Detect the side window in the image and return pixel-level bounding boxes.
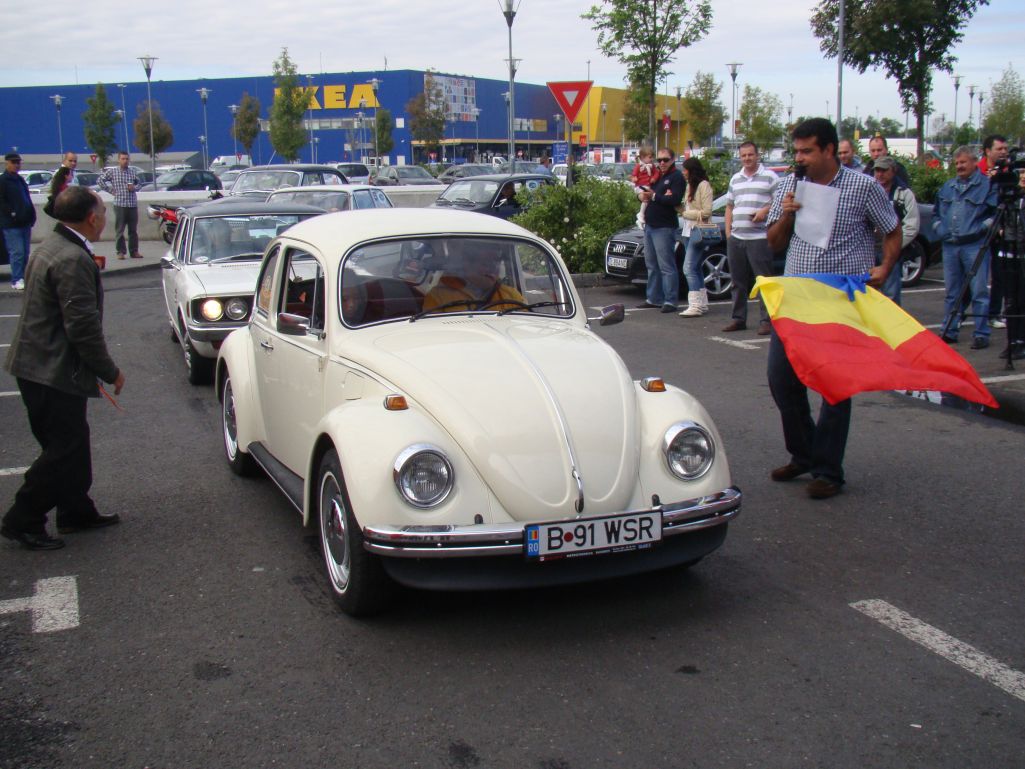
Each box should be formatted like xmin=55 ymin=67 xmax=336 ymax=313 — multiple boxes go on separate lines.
xmin=371 ymin=189 xmax=390 ymax=207
xmin=352 ymin=190 xmax=373 ymax=209
xmin=302 ymin=172 xmax=325 ymax=186
xmin=255 ymin=247 xmax=281 ymax=317
xmin=278 ymin=248 xmax=326 ymax=333
xmin=174 ymin=215 xmax=189 ymax=260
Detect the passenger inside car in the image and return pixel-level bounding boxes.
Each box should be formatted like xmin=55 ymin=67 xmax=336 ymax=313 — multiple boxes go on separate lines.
xmin=422 ymin=239 xmax=525 ymax=312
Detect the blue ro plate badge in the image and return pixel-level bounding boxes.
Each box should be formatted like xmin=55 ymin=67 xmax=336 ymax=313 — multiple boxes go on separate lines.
xmin=525 ymin=511 xmax=662 ymax=561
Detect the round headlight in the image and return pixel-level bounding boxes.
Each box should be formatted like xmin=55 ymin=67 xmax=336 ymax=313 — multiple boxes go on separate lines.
xmin=663 ymin=422 xmax=715 ymax=480
xmin=200 ymin=299 xmax=223 ymax=321
xmin=394 ymin=445 xmax=454 ymax=508
xmin=225 ymin=297 xmax=249 ymax=321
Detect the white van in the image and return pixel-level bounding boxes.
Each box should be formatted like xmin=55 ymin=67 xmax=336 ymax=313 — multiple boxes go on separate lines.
xmin=210 ymin=154 xmax=251 ymax=168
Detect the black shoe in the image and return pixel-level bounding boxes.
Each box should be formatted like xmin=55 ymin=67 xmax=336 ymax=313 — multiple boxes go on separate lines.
xmin=56 ymin=512 xmax=120 ymax=534
xmin=940 ymin=334 xmax=958 ymax=344
xmin=1 ymin=525 xmax=65 ymax=551
xmin=660 ymin=304 xmax=678 ymax=313
xmin=635 ymin=301 xmax=660 ymax=309
xmin=999 ymin=343 xmax=1025 ymax=360
xmin=970 ymin=336 xmax=990 ymax=350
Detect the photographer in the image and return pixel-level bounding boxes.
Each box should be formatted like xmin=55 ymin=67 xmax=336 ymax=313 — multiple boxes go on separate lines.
xmin=999 ymin=168 xmax=1025 ymax=360
xmin=979 ymin=135 xmax=1010 ymax=327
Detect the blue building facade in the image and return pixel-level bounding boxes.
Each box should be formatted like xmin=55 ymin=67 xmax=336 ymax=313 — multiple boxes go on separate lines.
xmin=0 ymin=69 xmax=563 ymax=167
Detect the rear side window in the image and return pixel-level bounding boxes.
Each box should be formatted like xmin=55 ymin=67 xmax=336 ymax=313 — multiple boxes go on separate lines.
xmin=255 ymin=248 xmax=281 ymax=316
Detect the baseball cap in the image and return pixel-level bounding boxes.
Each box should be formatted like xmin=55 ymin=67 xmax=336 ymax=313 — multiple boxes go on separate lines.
xmin=4 ymin=152 xmax=22 ymax=162
xmin=873 ymin=156 xmax=896 ymax=170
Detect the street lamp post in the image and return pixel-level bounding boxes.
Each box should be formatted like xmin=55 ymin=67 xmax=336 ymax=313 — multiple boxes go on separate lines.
xmin=369 ymin=78 xmax=381 ymax=165
xmin=358 ymin=97 xmax=367 ymax=163
xmin=663 ymin=108 xmax=671 ymax=150
xmin=953 ymin=75 xmax=962 ymax=133
xmin=199 ymin=135 xmax=206 ymax=169
xmin=977 ymin=91 xmax=984 ymax=142
xmin=138 ymin=55 xmax=158 ymax=185
xmin=726 ymin=62 xmax=742 ymax=146
xmin=312 ymin=136 xmax=319 ymax=164
xmin=967 ymin=84 xmax=977 ymax=133
xmin=472 ymin=107 xmax=481 ymax=159
xmin=619 ymin=116 xmax=625 ymax=161
xmin=356 ymin=109 xmax=365 ymax=163
xmin=675 ymin=86 xmax=682 ymax=154
xmin=502 ymin=0 xmax=518 ymax=164
xmin=504 ymin=91 xmax=511 ymax=160
xmin=196 ymin=87 xmax=211 ymax=168
xmin=114 ymin=109 xmax=125 ymax=155
xmin=306 ymin=75 xmax=315 ymax=163
xmin=228 ymin=104 xmax=239 ymax=159
xmin=601 ymin=102 xmax=607 ymax=160
xmin=117 ymin=83 xmax=129 ymax=151
xmin=50 ymin=95 xmax=65 ymax=157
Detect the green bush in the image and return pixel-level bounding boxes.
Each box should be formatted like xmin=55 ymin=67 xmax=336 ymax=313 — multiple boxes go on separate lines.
xmin=905 ymin=162 xmax=950 ymax=205
xmin=512 ymin=177 xmax=640 ymax=273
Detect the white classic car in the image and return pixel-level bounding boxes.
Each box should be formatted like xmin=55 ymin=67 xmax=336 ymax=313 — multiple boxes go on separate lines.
xmin=216 ymin=209 xmax=741 ymax=615
xmin=160 ymin=200 xmax=325 ymax=384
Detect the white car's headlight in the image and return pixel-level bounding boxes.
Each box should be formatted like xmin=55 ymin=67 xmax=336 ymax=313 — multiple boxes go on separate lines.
xmin=663 ymin=422 xmax=715 ymax=480
xmin=225 ymin=297 xmax=249 ymax=321
xmin=200 ymin=298 xmax=223 ymax=321
xmin=394 ymin=445 xmax=454 ymax=508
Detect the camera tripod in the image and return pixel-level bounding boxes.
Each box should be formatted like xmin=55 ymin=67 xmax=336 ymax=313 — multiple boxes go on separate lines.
xmin=941 ymin=197 xmax=1024 ymax=371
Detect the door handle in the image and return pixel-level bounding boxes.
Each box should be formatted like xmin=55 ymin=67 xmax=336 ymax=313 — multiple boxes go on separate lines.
xmin=260 ymin=340 xmax=274 ymax=351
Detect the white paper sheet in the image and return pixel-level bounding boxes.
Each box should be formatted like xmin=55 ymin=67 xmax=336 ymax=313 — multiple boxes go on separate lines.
xmin=793 ymin=181 xmax=840 ymax=250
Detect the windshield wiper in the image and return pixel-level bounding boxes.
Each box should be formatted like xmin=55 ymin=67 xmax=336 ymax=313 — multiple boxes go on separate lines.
xmin=448 ymin=197 xmax=477 ymax=206
xmin=494 ymin=300 xmax=568 ymax=315
xmin=410 ymin=298 xmax=483 ymax=321
xmin=209 ymin=252 xmax=264 ymax=262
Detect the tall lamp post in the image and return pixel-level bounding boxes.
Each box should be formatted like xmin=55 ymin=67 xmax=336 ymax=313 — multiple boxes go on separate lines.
xmin=228 ymin=104 xmax=239 ymax=159
xmin=502 ymin=0 xmax=519 ymax=163
xmin=199 ymin=136 xmax=206 ymax=169
xmin=967 ymin=84 xmax=977 ymax=134
xmin=50 ymin=95 xmax=65 ymax=156
xmin=504 ymin=92 xmax=511 ymax=160
xmin=952 ymin=75 xmax=962 ymax=133
xmin=356 ymin=109 xmax=365 ymax=162
xmin=368 ymin=77 xmax=381 ymax=164
xmin=977 ymin=91 xmax=984 ymax=143
xmin=726 ymin=62 xmax=742 ymax=146
xmin=138 ymin=55 xmax=158 ymax=185
xmin=117 ymin=83 xmax=129 ymax=151
xmin=472 ymin=107 xmax=481 ymax=159
xmin=600 ymin=102 xmax=607 ymax=160
xmin=619 ymin=116 xmax=625 ymax=161
xmin=196 ymin=87 xmax=211 ymax=168
xmin=663 ymin=108 xmax=671 ymax=150
xmin=114 ymin=109 xmax=125 ymax=155
xmin=675 ymin=86 xmax=682 ymax=153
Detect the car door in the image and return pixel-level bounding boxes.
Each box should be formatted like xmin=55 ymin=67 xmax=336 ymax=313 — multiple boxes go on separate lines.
xmin=161 ymin=214 xmax=192 ymax=331
xmin=253 ymin=245 xmax=329 ymax=475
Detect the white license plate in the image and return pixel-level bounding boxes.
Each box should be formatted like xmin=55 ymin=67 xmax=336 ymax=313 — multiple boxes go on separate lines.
xmin=607 ymin=256 xmax=629 ymax=269
xmin=525 ymin=511 xmax=662 ymax=561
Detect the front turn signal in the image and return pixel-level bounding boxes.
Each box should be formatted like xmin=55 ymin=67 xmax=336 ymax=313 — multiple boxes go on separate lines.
xmin=640 ymin=377 xmax=666 ymax=392
xmin=384 ymin=394 xmax=409 ymax=411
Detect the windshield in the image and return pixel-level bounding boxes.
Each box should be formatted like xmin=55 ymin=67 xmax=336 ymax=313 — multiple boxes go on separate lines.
xmin=271 ymin=190 xmax=350 ymax=211
xmin=187 ymin=214 xmax=316 ymax=264
xmin=340 ymin=236 xmax=574 ymax=326
xmin=438 ymin=179 xmax=500 ymax=205
xmin=156 ymin=171 xmax=187 ymax=185
xmin=397 ymin=167 xmax=433 ymax=179
xmin=234 ymin=170 xmax=302 ymax=192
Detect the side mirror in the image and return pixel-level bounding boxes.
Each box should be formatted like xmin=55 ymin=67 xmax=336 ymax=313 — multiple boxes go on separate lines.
xmin=596 ymin=303 xmax=625 ymax=327
xmin=159 ymin=255 xmax=176 ymax=270
xmin=277 ymin=311 xmax=310 ymax=335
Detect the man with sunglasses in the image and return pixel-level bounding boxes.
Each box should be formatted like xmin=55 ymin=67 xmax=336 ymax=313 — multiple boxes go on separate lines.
xmin=637 ymin=150 xmax=685 ymax=312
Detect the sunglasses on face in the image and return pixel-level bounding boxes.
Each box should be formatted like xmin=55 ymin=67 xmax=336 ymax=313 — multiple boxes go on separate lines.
xmin=657 ymin=157 xmax=672 ymax=163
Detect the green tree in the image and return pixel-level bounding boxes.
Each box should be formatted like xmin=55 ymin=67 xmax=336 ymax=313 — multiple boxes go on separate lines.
xmin=982 ymin=65 xmax=1025 ymax=145
xmin=407 ymin=70 xmax=446 ymax=161
xmin=878 ymin=116 xmax=904 ymax=136
xmin=839 ymin=116 xmax=863 ymax=138
xmin=133 ymin=100 xmax=174 ymax=158
xmin=82 ymin=83 xmax=118 ymax=167
xmin=375 ymin=107 xmax=394 ymax=158
xmin=233 ymin=92 xmax=261 ymax=158
xmin=622 ymin=73 xmax=651 ymax=143
xmin=584 ymin=0 xmax=713 ymax=141
xmin=682 ymin=71 xmax=726 ymax=147
xmin=738 ymin=85 xmax=784 ymax=150
xmin=269 ymin=47 xmax=308 ymax=162
xmin=811 ymin=0 xmax=989 ymax=159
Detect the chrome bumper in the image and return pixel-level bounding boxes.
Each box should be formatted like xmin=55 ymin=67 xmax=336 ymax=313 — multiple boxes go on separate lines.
xmin=362 ymin=486 xmax=741 ymax=558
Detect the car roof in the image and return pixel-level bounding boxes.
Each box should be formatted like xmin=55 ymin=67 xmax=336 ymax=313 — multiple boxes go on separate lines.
xmin=183 ymin=200 xmax=327 ymax=217
xmin=445 ymin=173 xmax=552 ymax=183
xmin=280 ymin=207 xmax=540 ymax=251
xmin=239 ymin=164 xmax=344 ymax=172
xmin=268 ymin=184 xmax=378 ymax=194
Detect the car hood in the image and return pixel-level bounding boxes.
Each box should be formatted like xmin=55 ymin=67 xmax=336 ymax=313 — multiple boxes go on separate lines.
xmin=355 ymin=317 xmax=639 ymax=521
xmin=185 ymin=261 xmax=263 ymax=296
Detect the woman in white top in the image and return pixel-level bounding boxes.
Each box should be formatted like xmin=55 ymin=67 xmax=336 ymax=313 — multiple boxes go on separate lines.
xmin=678 ymin=157 xmax=714 ymax=317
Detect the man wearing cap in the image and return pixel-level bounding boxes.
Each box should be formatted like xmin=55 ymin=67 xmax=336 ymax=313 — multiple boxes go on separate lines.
xmin=0 ymin=152 xmax=37 ymax=290
xmin=871 ymin=155 xmax=919 ymax=305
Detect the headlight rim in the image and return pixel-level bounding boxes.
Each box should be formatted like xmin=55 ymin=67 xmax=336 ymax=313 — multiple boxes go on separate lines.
xmin=393 ymin=443 xmax=455 ymax=509
xmin=224 ymin=296 xmax=250 ymax=321
xmin=199 ymin=298 xmax=224 ymax=322
xmin=662 ymin=420 xmax=716 ymax=481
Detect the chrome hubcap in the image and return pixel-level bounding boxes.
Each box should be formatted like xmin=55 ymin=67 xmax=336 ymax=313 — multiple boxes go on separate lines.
xmin=223 ymin=380 xmax=238 ymax=459
xmin=319 ymin=472 xmax=350 ymax=592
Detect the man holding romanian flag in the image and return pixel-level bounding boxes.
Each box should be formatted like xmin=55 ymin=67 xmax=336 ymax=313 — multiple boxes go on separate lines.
xmin=759 ymin=118 xmax=996 ymax=500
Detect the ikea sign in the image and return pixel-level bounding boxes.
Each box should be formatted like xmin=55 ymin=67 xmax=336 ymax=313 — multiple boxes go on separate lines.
xmin=273 ymin=83 xmax=380 ymax=110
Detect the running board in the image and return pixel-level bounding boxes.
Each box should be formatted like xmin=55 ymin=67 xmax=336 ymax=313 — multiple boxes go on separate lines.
xmin=246 ymin=442 xmax=304 ymax=513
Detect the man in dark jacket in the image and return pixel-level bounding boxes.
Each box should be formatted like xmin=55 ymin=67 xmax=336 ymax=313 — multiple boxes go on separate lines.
xmin=2 ymin=187 xmax=125 ymax=550
xmin=0 ymin=152 xmax=37 ymax=290
xmin=638 ymin=148 xmax=686 ymax=312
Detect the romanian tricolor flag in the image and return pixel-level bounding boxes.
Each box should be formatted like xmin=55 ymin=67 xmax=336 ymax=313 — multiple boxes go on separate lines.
xmin=752 ymin=274 xmax=998 ymax=408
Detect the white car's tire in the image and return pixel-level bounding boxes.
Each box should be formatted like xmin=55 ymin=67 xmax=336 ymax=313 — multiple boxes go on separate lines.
xmin=317 ymin=449 xmax=392 ymax=616
xmin=183 ymin=330 xmax=214 ymax=386
xmin=220 ymin=373 xmax=258 ymax=477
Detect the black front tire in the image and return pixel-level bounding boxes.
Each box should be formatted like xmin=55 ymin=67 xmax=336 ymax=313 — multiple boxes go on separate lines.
xmin=184 ymin=331 xmax=214 ymax=386
xmin=220 ymin=373 xmax=258 ymax=477
xmin=317 ymin=449 xmax=393 ymax=616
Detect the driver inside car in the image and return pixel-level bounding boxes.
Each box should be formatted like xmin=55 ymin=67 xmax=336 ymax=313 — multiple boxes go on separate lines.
xmin=193 ymin=218 xmax=233 ymax=260
xmin=422 ymin=239 xmax=525 ymax=312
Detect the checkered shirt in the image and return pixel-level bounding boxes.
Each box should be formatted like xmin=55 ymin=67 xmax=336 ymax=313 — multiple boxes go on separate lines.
xmin=98 ymin=166 xmax=139 ymax=208
xmin=768 ymin=165 xmax=898 ymax=275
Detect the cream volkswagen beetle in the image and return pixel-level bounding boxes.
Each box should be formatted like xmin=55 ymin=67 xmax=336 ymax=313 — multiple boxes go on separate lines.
xmin=216 ymin=208 xmax=741 ymax=615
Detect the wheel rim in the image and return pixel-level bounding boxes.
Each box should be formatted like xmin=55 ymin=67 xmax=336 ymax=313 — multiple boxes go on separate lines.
xmin=183 ymin=331 xmax=194 ymax=372
xmin=222 ymin=378 xmax=239 ymax=460
xmin=319 ymin=471 xmax=350 ymax=593
xmin=702 ymin=252 xmax=732 ymax=297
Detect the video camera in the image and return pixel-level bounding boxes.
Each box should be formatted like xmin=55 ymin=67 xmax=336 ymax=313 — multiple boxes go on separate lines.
xmin=992 ymin=147 xmax=1025 ymax=200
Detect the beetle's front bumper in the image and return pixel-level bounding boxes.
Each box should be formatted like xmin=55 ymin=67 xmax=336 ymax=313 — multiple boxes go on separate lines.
xmin=362 ymin=487 xmax=741 ymax=590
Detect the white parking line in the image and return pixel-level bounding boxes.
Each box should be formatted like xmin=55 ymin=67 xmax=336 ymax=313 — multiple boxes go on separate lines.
xmin=707 ymin=335 xmax=760 ymax=350
xmin=0 ymin=577 xmax=80 ymax=633
xmin=851 ymin=599 xmax=1025 ymax=703
xmin=1 ymin=391 xmax=19 ymax=398
xmin=0 ymin=466 xmax=28 ymax=477
xmin=980 ymin=373 xmax=1025 ymax=384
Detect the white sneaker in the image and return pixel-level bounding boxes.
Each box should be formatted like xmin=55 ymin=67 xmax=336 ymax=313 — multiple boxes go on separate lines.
xmin=991 ymin=317 xmax=1006 ymax=329
xmin=12 ymin=279 xmax=25 ymax=291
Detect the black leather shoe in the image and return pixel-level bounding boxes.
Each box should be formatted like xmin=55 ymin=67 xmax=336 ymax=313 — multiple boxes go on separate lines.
xmin=660 ymin=303 xmax=678 ymax=313
xmin=770 ymin=463 xmax=810 ymax=482
xmin=1 ymin=526 xmax=66 ymax=551
xmin=970 ymin=336 xmax=989 ymax=350
xmin=940 ymin=334 xmax=957 ymax=344
xmin=56 ymin=512 xmax=121 ymax=534
xmin=635 ymin=301 xmax=660 ymax=309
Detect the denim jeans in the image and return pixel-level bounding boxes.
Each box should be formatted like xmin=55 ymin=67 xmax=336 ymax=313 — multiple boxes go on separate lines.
xmin=941 ymin=240 xmax=990 ymax=340
xmin=767 ymin=331 xmax=851 ymax=485
xmin=680 ymin=230 xmax=706 ymax=292
xmin=3 ymin=227 xmax=31 ymax=285
xmin=643 ymin=225 xmax=679 ymax=307
xmin=874 ymin=246 xmax=903 ymax=305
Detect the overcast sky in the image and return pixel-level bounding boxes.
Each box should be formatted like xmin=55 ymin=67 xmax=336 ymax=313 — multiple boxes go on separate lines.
xmin=6 ymin=0 xmax=1020 ymax=130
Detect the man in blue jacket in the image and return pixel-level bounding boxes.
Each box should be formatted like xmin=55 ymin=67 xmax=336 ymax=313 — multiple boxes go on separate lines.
xmin=0 ymin=153 xmax=37 ymax=290
xmin=935 ymin=146 xmax=998 ymax=349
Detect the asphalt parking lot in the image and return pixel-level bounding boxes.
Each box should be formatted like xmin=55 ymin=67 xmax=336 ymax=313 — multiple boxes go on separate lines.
xmin=1 ymin=264 xmax=1023 ymax=768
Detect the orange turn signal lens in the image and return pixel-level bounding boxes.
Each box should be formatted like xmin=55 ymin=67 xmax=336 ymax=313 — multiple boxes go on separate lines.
xmin=640 ymin=377 xmax=666 ymax=392
xmin=384 ymin=394 xmax=409 ymax=411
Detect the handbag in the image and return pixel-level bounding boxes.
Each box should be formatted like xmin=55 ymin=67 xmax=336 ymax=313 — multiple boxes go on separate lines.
xmin=694 ymin=214 xmax=721 ymax=243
